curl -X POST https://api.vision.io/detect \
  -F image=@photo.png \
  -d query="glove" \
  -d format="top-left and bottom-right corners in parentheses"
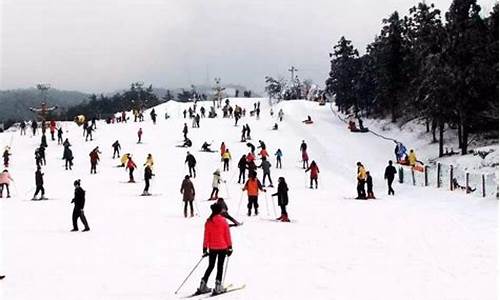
top-left (203, 248), bottom-right (208, 257)
top-left (227, 248), bottom-right (233, 257)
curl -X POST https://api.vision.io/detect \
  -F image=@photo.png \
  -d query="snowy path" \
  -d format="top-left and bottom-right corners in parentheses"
top-left (0, 99), bottom-right (497, 300)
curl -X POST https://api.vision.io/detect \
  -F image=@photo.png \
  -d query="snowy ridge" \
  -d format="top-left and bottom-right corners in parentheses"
top-left (0, 99), bottom-right (497, 300)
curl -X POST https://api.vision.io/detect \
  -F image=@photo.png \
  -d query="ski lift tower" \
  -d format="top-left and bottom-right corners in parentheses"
top-left (31, 84), bottom-right (57, 121)
top-left (213, 77), bottom-right (225, 108)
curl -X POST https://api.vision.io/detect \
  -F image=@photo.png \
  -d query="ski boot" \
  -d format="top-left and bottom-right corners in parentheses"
top-left (254, 208), bottom-right (259, 216)
top-left (197, 279), bottom-right (211, 294)
top-left (212, 280), bottom-right (225, 295)
top-left (247, 209), bottom-right (251, 216)
top-left (281, 214), bottom-right (290, 222)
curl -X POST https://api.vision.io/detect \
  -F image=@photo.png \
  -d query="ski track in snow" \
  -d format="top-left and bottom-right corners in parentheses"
top-left (0, 98), bottom-right (497, 300)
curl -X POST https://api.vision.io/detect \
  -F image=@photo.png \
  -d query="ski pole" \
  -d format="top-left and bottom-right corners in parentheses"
top-left (222, 256), bottom-right (230, 287)
top-left (174, 255), bottom-right (206, 294)
top-left (224, 181), bottom-right (231, 199)
top-left (236, 190), bottom-right (244, 216)
top-left (264, 191), bottom-right (270, 217)
top-left (193, 198), bottom-right (201, 216)
top-left (267, 193), bottom-right (277, 218)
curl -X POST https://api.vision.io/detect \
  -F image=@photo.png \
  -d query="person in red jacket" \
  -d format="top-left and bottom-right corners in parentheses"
top-left (197, 203), bottom-right (233, 295)
top-left (242, 170), bottom-right (266, 216)
top-left (126, 155), bottom-right (137, 182)
top-left (305, 160), bottom-right (320, 189)
top-left (89, 147), bottom-right (100, 174)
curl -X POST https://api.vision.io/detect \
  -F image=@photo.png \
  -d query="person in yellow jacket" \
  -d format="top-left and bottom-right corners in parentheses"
top-left (222, 149), bottom-right (231, 172)
top-left (408, 149), bottom-right (417, 167)
top-left (120, 153), bottom-right (130, 167)
top-left (356, 162), bottom-right (367, 199)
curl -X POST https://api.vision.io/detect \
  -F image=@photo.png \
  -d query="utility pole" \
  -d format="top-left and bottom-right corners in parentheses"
top-left (288, 66), bottom-right (298, 82)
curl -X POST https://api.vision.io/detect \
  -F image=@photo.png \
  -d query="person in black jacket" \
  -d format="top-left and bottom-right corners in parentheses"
top-left (237, 155), bottom-right (247, 184)
top-left (112, 140), bottom-right (121, 159)
top-left (272, 177), bottom-right (290, 222)
top-left (384, 160), bottom-right (397, 195)
top-left (32, 166), bottom-right (45, 200)
top-left (366, 171), bottom-right (375, 199)
top-left (185, 152), bottom-right (197, 178)
top-left (71, 179), bottom-right (90, 232)
top-left (142, 165), bottom-right (153, 196)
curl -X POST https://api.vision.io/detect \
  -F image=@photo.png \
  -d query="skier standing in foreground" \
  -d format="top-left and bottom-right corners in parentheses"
top-left (197, 202), bottom-right (233, 295)
top-left (70, 179), bottom-right (90, 232)
top-left (272, 177), bottom-right (290, 222)
top-left (32, 166), bottom-right (45, 200)
top-left (242, 171), bottom-right (266, 216)
top-left (384, 160), bottom-right (397, 195)
top-left (180, 175), bottom-right (195, 218)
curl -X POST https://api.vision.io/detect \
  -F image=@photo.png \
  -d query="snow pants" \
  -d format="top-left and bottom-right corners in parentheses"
top-left (34, 185), bottom-right (45, 198)
top-left (72, 208), bottom-right (89, 230)
top-left (276, 157), bottom-right (282, 169)
top-left (144, 178), bottom-right (150, 193)
top-left (262, 172), bottom-right (272, 186)
top-left (184, 200), bottom-right (194, 217)
top-left (247, 195), bottom-right (258, 215)
top-left (188, 166), bottom-right (196, 178)
top-left (387, 177), bottom-right (395, 195)
top-left (357, 179), bottom-right (366, 199)
top-left (202, 250), bottom-right (227, 283)
top-left (0, 184), bottom-right (10, 197)
top-left (223, 159), bottom-right (229, 171)
top-left (113, 148), bottom-right (120, 159)
top-left (238, 168), bottom-right (246, 184)
top-left (210, 187), bottom-right (219, 199)
top-left (310, 177), bottom-right (318, 188)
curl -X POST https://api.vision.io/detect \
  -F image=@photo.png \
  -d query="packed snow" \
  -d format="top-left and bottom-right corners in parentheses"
top-left (0, 98), bottom-right (497, 300)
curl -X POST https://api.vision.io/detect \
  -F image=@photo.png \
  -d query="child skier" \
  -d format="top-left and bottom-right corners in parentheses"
top-left (3, 147), bottom-right (10, 168)
top-left (180, 175), bottom-right (195, 217)
top-left (242, 171), bottom-right (266, 216)
top-left (272, 177), bottom-right (290, 222)
top-left (197, 202), bottom-right (233, 296)
top-left (305, 160), bottom-right (320, 189)
top-left (274, 149), bottom-right (283, 169)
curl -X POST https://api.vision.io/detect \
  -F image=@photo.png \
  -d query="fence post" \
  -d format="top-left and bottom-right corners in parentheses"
top-left (482, 174), bottom-right (486, 197)
top-left (437, 163), bottom-right (441, 188)
top-left (466, 173), bottom-right (470, 194)
top-left (424, 166), bottom-right (428, 187)
top-left (450, 165), bottom-right (454, 191)
top-left (411, 168), bottom-right (416, 186)
top-left (398, 167), bottom-right (404, 184)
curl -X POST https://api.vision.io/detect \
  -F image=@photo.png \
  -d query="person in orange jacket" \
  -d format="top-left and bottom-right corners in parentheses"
top-left (242, 170), bottom-right (266, 216)
top-left (197, 203), bottom-right (233, 295)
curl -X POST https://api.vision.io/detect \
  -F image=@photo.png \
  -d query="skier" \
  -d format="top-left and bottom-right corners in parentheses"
top-left (240, 126), bottom-right (247, 142)
top-left (0, 169), bottom-right (13, 198)
top-left (142, 164), bottom-right (153, 196)
top-left (274, 149), bottom-right (283, 169)
top-left (216, 197), bottom-right (241, 226)
top-left (49, 120), bottom-right (56, 140)
top-left (356, 162), bottom-right (367, 199)
top-left (278, 109), bottom-right (284, 122)
top-left (35, 148), bottom-right (42, 168)
top-left (126, 155), bottom-right (137, 182)
top-left (112, 140), bottom-right (121, 159)
top-left (302, 115), bottom-right (313, 124)
top-left (209, 169), bottom-right (223, 200)
top-left (237, 155), bottom-right (247, 184)
top-left (32, 166), bottom-right (45, 200)
top-left (305, 160), bottom-right (320, 189)
top-left (183, 110), bottom-right (187, 118)
top-left (38, 145), bottom-right (46, 166)
top-left (63, 141), bottom-right (73, 170)
top-left (180, 175), bottom-right (195, 218)
top-left (200, 107), bottom-right (206, 118)
top-left (85, 125), bottom-right (93, 141)
top-left (201, 142), bottom-right (214, 152)
top-left (89, 147), bottom-right (100, 174)
top-left (272, 123), bottom-right (278, 130)
top-left (20, 120), bottom-right (27, 135)
top-left (3, 147), bottom-right (10, 168)
top-left (150, 108), bottom-right (157, 125)
top-left (197, 202), bottom-right (233, 296)
top-left (57, 127), bottom-right (63, 145)
top-left (366, 171), bottom-right (375, 199)
top-left (245, 124), bottom-right (251, 140)
top-left (40, 133), bottom-right (48, 148)
top-left (31, 119), bottom-right (38, 136)
top-left (144, 153), bottom-right (154, 172)
top-left (183, 123), bottom-right (188, 139)
top-left (258, 156), bottom-right (273, 187)
top-left (178, 138), bottom-right (192, 148)
top-left (384, 160), bottom-right (397, 195)
top-left (272, 177), bottom-right (290, 222)
top-left (70, 179), bottom-right (90, 232)
top-left (185, 152), bottom-right (197, 178)
top-left (300, 140), bottom-right (309, 169)
top-left (137, 128), bottom-right (143, 143)
top-left (242, 171), bottom-right (266, 216)
top-left (220, 142), bottom-right (226, 158)
top-left (222, 149), bottom-right (231, 171)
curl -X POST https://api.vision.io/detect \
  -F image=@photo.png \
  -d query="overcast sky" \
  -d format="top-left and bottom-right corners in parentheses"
top-left (1, 0), bottom-right (496, 93)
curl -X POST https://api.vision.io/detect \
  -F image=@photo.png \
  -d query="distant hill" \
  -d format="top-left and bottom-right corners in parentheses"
top-left (0, 88), bottom-right (90, 121)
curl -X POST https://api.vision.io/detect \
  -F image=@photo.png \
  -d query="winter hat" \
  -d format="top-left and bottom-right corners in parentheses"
top-left (184, 175), bottom-right (190, 179)
top-left (73, 179), bottom-right (81, 186)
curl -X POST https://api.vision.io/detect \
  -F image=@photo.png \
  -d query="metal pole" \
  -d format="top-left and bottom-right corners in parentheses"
top-left (174, 256), bottom-right (206, 294)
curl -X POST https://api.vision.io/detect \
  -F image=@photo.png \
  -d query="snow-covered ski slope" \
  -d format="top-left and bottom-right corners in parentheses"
top-left (0, 99), bottom-right (497, 300)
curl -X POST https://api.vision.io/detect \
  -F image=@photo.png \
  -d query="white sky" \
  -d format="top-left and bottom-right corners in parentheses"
top-left (0, 0), bottom-right (496, 93)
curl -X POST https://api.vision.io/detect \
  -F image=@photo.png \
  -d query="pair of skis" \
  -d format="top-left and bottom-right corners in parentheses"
top-left (184, 284), bottom-right (246, 298)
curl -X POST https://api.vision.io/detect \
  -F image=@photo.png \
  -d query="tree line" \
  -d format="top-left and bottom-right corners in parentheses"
top-left (325, 0), bottom-right (498, 156)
